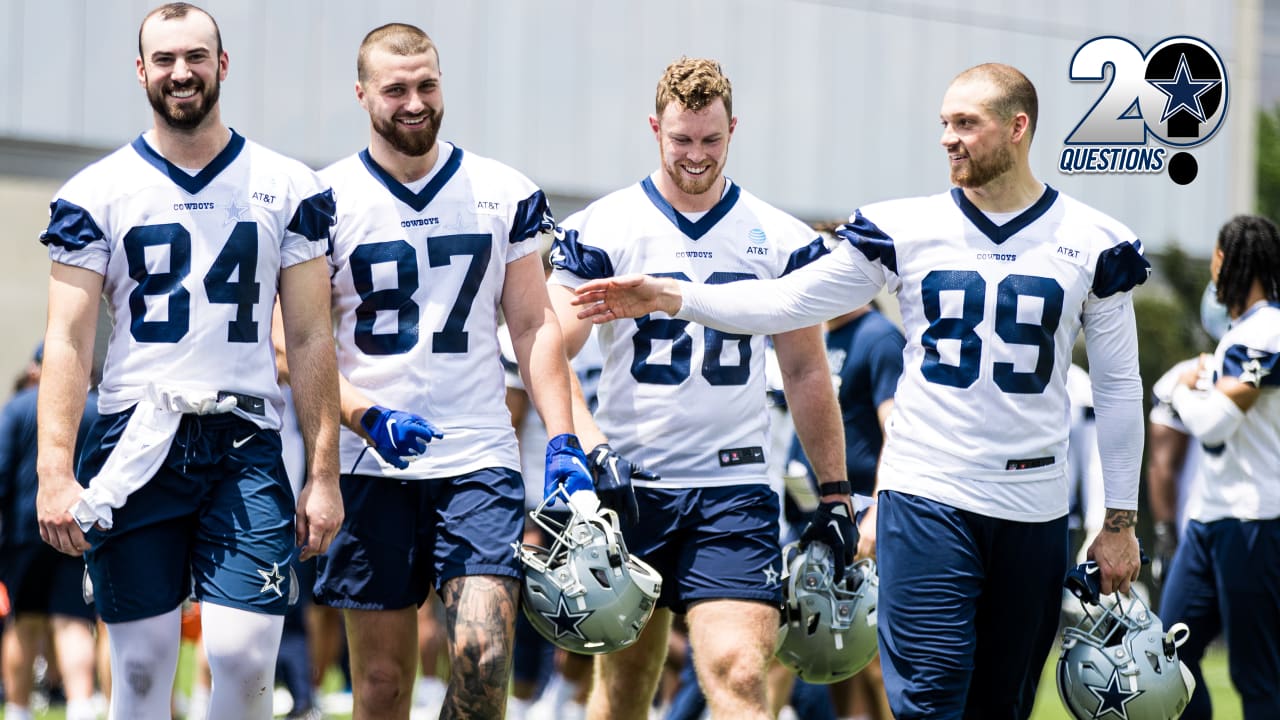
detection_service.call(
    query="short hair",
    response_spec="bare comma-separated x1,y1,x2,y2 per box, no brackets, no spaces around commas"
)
655,57,733,119
138,2,222,58
1215,214,1280,312
952,63,1038,140
358,23,438,84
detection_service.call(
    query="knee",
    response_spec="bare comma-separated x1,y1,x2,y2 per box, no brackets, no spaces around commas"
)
699,650,768,701
357,657,414,710
450,638,510,688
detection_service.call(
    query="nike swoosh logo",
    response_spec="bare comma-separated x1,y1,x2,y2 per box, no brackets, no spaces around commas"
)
606,456,619,479
828,519,843,538
385,418,398,448
232,433,256,449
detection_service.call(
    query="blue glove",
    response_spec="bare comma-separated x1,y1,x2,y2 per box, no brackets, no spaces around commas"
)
800,501,857,583
588,443,657,528
544,434,593,504
360,405,444,470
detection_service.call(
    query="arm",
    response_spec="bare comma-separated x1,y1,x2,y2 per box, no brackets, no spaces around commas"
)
36,262,101,556
548,282,607,447
270,300,290,384
278,256,343,561
1169,354,1263,444
1145,421,1189,585
504,253,576,438
573,243,884,335
1081,297,1144,595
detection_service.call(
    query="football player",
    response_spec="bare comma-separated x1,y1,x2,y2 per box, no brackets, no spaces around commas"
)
1163,214,1280,719
310,23,592,720
571,63,1147,719
548,57,851,720
36,4,343,719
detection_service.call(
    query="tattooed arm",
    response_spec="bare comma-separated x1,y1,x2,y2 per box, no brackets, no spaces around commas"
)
1086,508,1142,596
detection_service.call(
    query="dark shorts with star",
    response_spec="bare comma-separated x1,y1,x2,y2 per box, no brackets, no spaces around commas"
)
0,543,96,621
314,467,524,610
77,408,296,623
625,484,782,614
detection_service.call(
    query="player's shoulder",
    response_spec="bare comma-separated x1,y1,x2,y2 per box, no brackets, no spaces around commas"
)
239,136,325,191
561,182,646,231
317,152,365,186
732,184,815,241
1051,189,1139,248
452,144,541,198
53,142,146,204
1228,302,1280,345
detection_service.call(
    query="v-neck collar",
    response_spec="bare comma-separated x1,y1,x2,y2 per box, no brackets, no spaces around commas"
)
360,145,463,212
950,184,1058,245
640,176,741,240
131,129,245,195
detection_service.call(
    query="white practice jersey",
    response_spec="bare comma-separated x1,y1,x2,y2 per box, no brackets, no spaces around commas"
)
549,175,829,488
41,131,334,430
1149,359,1206,529
325,143,550,479
1192,302,1280,522
677,185,1148,520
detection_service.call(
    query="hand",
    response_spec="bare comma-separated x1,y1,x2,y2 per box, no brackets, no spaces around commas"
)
855,502,877,561
1085,512,1141,596
571,274,681,323
37,469,91,557
544,434,593,504
800,501,857,582
295,474,344,562
360,406,444,470
588,443,658,527
1151,521,1178,588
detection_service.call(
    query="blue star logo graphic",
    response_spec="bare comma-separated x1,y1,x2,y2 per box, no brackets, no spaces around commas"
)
1085,669,1145,719
224,199,251,226
1148,53,1220,124
257,562,286,598
542,594,592,640
763,565,779,586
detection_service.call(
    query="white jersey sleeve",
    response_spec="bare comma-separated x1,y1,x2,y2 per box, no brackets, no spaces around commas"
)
40,132,334,430
324,144,549,478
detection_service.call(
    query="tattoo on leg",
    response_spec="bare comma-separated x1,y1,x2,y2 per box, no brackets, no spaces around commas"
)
439,575,519,720
1103,509,1137,532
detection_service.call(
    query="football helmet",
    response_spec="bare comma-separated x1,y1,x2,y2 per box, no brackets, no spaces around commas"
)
1058,590,1195,720
775,540,879,684
517,487,662,655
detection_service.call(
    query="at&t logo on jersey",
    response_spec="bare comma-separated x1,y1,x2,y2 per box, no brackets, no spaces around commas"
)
746,227,768,255
1059,36,1227,185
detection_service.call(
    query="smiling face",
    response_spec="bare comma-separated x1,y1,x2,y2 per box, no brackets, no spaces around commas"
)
358,46,443,158
652,97,735,201
938,78,1017,189
137,9,226,131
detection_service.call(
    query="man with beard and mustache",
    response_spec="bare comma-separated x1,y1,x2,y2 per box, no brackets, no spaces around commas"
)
35,3,343,719
307,23,595,720
546,57,850,720
568,63,1150,720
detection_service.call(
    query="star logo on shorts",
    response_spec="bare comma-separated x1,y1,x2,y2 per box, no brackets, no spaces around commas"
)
258,562,286,598
763,565,779,586
1085,669,1145,719
542,594,591,640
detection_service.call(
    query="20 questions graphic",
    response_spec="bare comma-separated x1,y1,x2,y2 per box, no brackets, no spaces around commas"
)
1060,36,1227,184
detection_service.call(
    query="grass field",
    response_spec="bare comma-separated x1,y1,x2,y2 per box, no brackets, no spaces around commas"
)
3,645,1240,719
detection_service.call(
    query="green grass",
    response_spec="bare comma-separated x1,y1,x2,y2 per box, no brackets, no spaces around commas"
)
4,643,1241,720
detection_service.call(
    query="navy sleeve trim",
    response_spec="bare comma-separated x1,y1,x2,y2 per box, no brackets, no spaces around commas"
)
835,210,897,274
510,190,553,244
549,227,614,280
1222,344,1280,388
1092,240,1151,298
41,199,106,251
288,189,337,253
782,236,830,276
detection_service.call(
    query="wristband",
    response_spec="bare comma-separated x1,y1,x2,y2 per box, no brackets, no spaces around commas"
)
818,480,852,496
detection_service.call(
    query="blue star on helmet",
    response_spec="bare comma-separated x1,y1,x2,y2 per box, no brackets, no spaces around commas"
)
258,562,286,598
1085,669,1145,719
543,594,592,640
1148,53,1220,124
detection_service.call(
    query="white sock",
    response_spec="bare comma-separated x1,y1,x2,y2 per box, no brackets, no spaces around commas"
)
508,695,531,720
65,698,99,720
201,602,285,720
3,703,35,720
106,607,183,720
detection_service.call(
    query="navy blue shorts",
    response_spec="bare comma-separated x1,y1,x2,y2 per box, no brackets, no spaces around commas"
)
625,484,782,614
876,490,1068,720
77,409,296,623
0,543,96,621
1159,517,1280,719
314,467,524,610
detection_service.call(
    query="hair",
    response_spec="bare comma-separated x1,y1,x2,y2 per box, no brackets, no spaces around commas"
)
138,2,222,57
655,57,733,118
1215,214,1280,313
358,23,438,84
951,63,1038,140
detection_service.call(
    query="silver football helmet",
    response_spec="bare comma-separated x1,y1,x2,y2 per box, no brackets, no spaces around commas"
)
1058,590,1195,720
775,540,879,684
517,487,662,655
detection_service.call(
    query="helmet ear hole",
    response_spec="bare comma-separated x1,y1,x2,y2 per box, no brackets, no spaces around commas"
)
804,612,821,637
591,568,612,589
